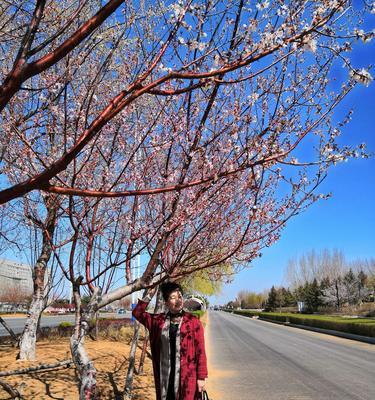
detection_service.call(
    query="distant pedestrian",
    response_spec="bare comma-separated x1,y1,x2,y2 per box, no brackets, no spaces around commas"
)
132,281,208,400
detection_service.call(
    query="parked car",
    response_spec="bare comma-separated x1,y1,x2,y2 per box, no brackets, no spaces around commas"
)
117,308,126,314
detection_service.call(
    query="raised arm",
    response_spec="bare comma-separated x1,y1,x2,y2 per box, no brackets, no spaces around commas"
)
132,290,156,331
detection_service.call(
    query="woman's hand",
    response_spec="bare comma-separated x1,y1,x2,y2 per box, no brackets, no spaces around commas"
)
142,286,158,303
197,379,206,393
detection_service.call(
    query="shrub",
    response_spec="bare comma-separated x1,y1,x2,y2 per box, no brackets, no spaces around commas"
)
59,321,73,328
96,318,133,340
288,315,375,337
190,310,205,319
35,318,134,341
37,323,73,340
259,312,288,323
234,310,261,317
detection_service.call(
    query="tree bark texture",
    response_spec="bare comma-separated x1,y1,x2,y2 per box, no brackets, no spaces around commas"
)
137,330,149,375
123,321,141,399
71,286,101,400
17,197,57,360
17,273,47,360
0,379,21,399
0,359,72,377
124,287,160,397
71,332,97,400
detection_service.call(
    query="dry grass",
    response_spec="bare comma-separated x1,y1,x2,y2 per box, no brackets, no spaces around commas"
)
0,314,27,319
0,326,156,400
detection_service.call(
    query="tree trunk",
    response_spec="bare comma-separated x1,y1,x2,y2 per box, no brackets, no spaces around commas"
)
17,283,47,360
123,321,141,399
71,333,97,400
335,280,340,310
124,288,161,397
0,379,21,399
137,330,149,375
0,359,72,377
71,285,98,400
95,311,99,339
17,195,57,360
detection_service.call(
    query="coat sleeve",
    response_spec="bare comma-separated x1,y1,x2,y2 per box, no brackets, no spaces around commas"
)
132,299,153,331
194,319,208,380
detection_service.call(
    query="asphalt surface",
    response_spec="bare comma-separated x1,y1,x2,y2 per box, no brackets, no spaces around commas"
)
0,312,131,336
206,311,375,400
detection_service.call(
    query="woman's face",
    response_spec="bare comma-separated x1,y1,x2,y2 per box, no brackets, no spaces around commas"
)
166,290,184,314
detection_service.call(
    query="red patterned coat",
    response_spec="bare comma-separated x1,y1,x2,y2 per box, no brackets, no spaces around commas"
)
132,300,208,400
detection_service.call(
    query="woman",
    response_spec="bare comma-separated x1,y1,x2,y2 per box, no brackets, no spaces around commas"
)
132,281,208,400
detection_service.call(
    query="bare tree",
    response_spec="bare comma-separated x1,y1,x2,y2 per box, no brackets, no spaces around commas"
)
285,249,347,289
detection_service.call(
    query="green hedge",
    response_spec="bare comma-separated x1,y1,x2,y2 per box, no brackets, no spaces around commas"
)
190,310,205,319
288,315,375,338
259,312,289,323
225,309,375,338
229,309,261,318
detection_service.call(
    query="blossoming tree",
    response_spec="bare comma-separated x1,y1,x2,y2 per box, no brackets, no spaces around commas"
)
0,0,372,203
0,0,374,398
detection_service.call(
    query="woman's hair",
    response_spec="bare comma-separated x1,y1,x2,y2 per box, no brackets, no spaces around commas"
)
160,281,183,302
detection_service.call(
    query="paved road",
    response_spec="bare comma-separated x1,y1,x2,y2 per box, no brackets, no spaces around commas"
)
206,311,375,400
0,312,131,336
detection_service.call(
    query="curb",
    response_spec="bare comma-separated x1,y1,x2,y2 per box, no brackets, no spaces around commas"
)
226,311,375,345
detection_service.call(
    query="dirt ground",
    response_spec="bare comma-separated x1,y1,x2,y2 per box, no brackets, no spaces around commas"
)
0,330,156,400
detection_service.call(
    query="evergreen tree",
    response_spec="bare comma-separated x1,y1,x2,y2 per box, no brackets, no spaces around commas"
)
266,286,278,311
281,287,295,307
304,279,322,313
320,277,331,291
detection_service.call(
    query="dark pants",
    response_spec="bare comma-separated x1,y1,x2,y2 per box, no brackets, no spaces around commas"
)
167,385,176,400
166,378,175,400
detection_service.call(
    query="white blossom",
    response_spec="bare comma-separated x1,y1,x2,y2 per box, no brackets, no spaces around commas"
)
277,4,289,17
261,31,275,48
290,157,298,164
303,38,317,53
198,42,206,51
247,92,259,104
159,63,172,73
324,0,343,11
170,3,185,18
349,68,373,87
354,28,365,39
213,54,220,66
189,40,198,50
256,1,270,11
353,28,373,43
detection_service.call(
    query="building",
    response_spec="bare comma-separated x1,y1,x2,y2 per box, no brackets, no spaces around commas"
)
0,258,33,298
45,304,75,314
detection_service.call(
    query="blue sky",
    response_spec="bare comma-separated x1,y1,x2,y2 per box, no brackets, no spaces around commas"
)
212,26,375,305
